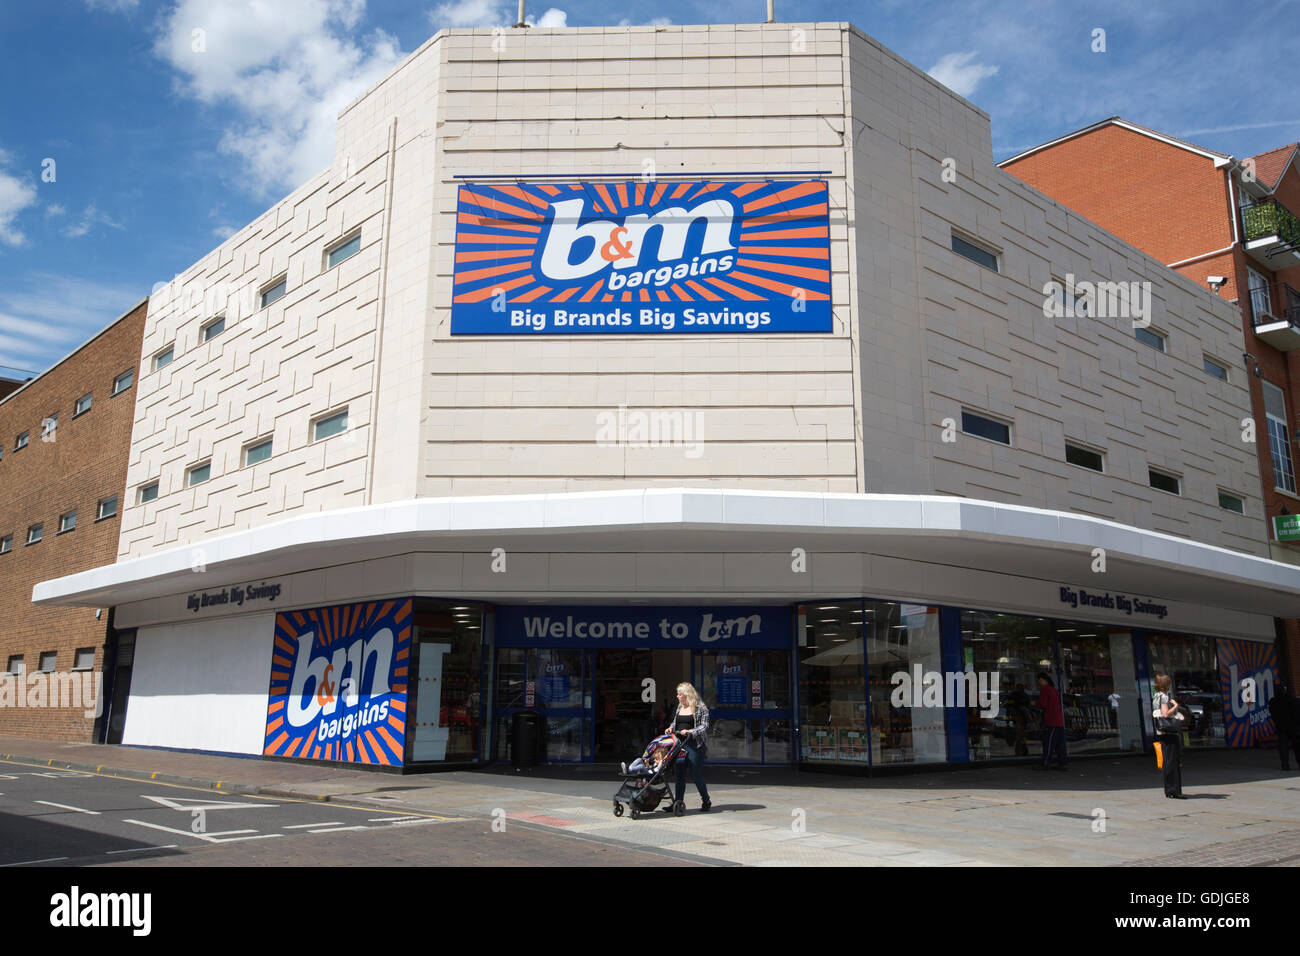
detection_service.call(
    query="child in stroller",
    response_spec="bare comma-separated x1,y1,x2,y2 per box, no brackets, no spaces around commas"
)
613,731,687,819
621,732,676,777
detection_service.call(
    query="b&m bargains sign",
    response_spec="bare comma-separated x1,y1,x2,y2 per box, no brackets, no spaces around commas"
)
263,600,411,766
450,180,833,335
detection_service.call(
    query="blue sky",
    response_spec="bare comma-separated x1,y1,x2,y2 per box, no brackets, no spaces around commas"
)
1,0,1296,378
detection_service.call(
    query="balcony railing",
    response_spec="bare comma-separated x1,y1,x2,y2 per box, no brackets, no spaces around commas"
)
1249,281,1300,326
1242,197,1300,250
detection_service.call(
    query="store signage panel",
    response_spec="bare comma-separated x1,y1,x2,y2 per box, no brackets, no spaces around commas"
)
495,605,790,648
1216,638,1278,747
450,180,833,335
1274,514,1300,542
264,599,411,765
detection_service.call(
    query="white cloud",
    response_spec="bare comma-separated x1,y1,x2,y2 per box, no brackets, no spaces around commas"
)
927,51,999,99
155,0,404,197
0,273,143,373
45,203,66,218
428,1,569,29
0,150,37,247
63,203,124,239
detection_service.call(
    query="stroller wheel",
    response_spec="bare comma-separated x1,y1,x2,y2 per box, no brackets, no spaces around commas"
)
613,802,624,817
630,808,641,820
672,800,685,817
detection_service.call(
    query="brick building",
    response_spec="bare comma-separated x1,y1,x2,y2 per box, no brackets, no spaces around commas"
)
1000,119,1300,687
0,299,147,741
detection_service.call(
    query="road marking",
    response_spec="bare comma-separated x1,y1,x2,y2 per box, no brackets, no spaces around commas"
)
1,857,69,867
369,816,422,822
140,794,277,812
106,845,178,855
284,822,345,829
309,825,369,834
34,801,100,815
123,819,282,844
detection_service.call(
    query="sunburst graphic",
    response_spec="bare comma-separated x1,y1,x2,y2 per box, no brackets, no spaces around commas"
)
264,599,412,765
451,179,833,333
1215,637,1278,747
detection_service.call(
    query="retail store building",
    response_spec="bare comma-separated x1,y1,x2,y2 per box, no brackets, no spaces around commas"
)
32,23,1300,770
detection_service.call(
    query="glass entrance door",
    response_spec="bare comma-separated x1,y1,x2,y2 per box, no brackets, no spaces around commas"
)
698,649,793,764
494,648,590,762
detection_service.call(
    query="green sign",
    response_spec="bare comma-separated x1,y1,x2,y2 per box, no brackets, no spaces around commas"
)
1274,514,1300,542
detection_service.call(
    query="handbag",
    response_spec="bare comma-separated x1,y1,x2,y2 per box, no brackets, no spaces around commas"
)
1153,694,1181,734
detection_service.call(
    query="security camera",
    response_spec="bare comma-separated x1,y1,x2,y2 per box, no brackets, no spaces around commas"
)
1207,275,1226,292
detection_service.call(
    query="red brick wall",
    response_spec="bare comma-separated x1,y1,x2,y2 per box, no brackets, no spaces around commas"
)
1002,124,1234,266
0,300,146,741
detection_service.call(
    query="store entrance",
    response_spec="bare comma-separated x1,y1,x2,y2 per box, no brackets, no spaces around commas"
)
593,649,691,761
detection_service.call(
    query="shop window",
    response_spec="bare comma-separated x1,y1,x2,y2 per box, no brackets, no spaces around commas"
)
1134,326,1165,352
798,602,867,766
326,232,361,270
408,600,484,764
493,646,588,763
867,602,946,764
1218,491,1245,514
1054,624,1143,755
1148,468,1181,496
700,649,791,763
1065,442,1104,473
259,276,287,309
961,610,1055,760
1145,633,1224,748
951,232,1000,272
961,409,1011,445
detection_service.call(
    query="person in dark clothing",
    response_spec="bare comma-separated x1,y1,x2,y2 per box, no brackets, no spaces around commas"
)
1033,672,1068,770
1269,683,1300,771
664,682,711,812
1152,673,1186,798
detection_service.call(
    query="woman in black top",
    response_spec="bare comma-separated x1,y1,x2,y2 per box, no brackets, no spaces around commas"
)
665,682,711,812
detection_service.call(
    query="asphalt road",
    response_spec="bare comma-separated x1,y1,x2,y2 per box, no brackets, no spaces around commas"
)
0,761,700,867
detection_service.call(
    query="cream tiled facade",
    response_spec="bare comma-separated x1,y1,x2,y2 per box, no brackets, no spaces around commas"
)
118,22,1264,560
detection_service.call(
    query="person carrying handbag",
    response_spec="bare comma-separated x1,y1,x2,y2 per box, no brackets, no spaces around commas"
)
1152,673,1186,799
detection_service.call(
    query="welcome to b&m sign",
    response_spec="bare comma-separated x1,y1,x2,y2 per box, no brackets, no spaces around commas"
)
450,180,832,334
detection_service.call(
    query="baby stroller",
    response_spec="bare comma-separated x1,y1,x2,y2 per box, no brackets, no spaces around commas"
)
613,731,687,819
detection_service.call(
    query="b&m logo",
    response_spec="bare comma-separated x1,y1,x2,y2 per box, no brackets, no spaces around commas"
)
1217,637,1278,747
450,180,832,335
264,600,411,765
720,664,743,676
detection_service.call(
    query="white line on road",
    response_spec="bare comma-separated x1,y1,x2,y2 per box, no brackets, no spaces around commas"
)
1,857,68,867
34,800,100,815
284,822,345,829
370,816,422,822
106,845,178,855
123,819,283,844
309,825,369,834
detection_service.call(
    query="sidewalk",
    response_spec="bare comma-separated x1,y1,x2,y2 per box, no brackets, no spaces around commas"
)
4,735,1298,866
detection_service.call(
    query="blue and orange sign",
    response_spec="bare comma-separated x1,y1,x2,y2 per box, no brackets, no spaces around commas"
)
450,180,833,334
264,599,411,765
1216,637,1278,748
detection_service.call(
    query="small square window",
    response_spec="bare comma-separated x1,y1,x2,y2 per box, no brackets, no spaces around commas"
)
74,393,93,416
326,233,362,270
0,534,11,554
1149,469,1181,495
951,233,1000,272
38,651,56,673
73,647,95,671
113,368,134,395
960,409,1011,445
260,277,287,308
27,523,42,544
1203,357,1228,381
153,347,174,371
187,461,211,486
313,409,349,441
244,438,273,467
97,496,118,520
1135,327,1166,352
5,655,23,676
202,316,226,342
16,430,29,450
1218,491,1245,514
1065,443,1105,473
139,482,160,504
58,510,76,533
